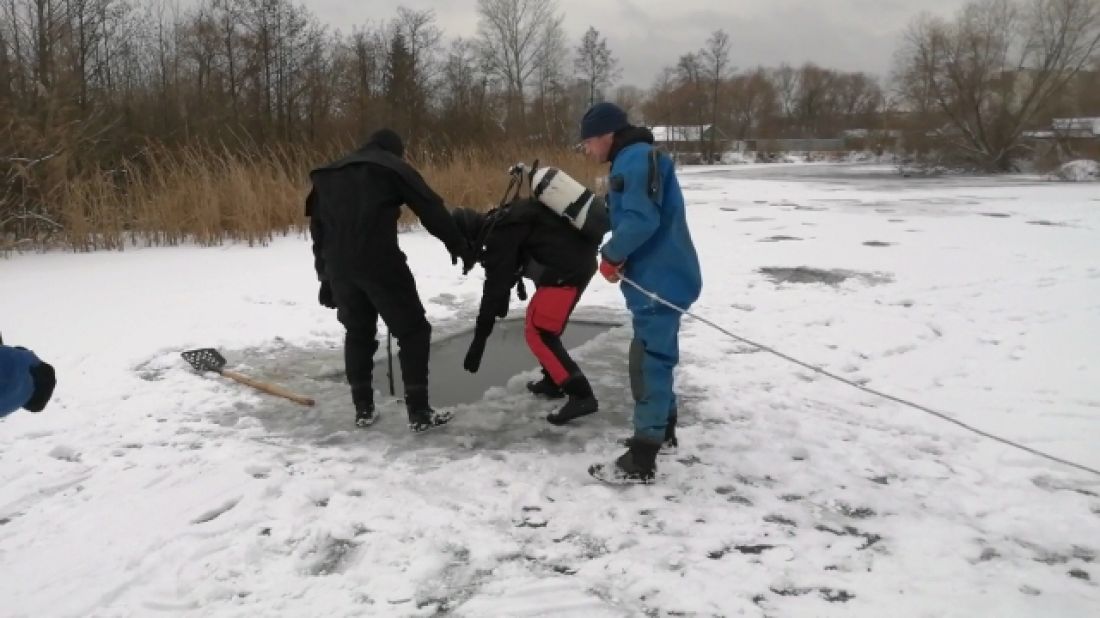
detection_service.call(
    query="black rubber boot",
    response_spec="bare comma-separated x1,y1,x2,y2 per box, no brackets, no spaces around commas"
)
526,371,565,399
589,437,661,484
405,386,453,433
619,410,678,453
546,374,598,426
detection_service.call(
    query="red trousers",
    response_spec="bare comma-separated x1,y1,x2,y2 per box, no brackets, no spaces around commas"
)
525,286,582,385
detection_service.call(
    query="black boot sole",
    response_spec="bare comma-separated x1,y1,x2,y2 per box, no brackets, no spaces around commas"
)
588,463,655,485
529,391,566,400
526,383,566,399
546,402,598,426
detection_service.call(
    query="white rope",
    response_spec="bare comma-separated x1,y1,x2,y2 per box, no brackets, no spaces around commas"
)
619,275,1100,478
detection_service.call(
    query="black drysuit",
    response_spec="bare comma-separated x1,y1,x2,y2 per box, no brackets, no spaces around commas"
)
307,144,465,410
472,198,599,384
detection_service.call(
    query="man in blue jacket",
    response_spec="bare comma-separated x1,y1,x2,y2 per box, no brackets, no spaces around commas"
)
0,335,56,418
579,102,703,484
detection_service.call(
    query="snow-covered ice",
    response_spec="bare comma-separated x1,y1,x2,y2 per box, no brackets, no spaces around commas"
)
1,164,1098,616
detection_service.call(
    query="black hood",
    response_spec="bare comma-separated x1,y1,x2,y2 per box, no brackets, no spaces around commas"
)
609,125,655,163
360,128,405,158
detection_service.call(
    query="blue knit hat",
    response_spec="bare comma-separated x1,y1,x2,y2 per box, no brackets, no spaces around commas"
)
580,102,629,140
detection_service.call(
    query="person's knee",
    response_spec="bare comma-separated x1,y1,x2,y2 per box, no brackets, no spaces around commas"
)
524,331,541,355
345,324,378,341
336,302,376,332
394,318,431,345
525,322,548,350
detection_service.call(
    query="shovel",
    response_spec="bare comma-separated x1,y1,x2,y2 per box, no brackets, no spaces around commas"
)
181,348,315,407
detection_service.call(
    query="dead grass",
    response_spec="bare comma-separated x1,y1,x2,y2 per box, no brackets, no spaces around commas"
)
2,142,602,252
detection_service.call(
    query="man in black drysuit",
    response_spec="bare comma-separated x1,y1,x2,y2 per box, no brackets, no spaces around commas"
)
307,129,473,432
453,196,601,425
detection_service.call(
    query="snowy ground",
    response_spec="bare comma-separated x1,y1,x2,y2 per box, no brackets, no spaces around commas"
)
1,164,1098,616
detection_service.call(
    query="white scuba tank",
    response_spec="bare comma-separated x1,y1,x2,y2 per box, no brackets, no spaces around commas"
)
529,166,610,243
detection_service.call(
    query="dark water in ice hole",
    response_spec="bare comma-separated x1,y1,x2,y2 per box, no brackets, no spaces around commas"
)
193,315,637,453
320,317,618,407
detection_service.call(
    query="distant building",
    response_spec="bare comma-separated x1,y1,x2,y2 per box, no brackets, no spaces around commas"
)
650,125,727,161
843,129,902,140
1025,117,1100,139
1024,117,1100,161
735,138,847,153
1052,117,1100,138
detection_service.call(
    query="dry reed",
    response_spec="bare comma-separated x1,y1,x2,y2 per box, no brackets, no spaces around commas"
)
5,142,601,252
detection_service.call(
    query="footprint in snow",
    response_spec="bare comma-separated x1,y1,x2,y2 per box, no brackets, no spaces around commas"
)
48,445,82,463
429,293,461,309
246,465,271,479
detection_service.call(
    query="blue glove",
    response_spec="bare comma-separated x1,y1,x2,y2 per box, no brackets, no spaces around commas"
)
1,345,54,417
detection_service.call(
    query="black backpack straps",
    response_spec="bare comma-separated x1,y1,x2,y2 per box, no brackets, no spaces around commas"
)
563,187,594,222
647,147,662,200
479,205,505,250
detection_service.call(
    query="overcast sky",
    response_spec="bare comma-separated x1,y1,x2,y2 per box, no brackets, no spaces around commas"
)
304,0,972,87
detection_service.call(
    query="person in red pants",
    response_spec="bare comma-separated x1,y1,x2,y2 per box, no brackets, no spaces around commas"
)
454,201,600,425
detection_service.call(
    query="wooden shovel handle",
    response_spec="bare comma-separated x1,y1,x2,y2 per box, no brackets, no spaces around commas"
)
221,370,315,407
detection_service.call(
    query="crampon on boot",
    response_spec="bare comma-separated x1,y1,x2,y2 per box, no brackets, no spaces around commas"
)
405,386,453,433
355,404,378,427
407,407,453,432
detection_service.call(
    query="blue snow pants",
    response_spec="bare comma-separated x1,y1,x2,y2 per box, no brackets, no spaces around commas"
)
629,305,682,442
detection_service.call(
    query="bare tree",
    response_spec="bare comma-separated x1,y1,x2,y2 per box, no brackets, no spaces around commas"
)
611,84,644,120
835,73,884,127
1079,57,1100,114
384,31,416,139
532,17,568,142
0,13,15,109
573,26,619,107
333,25,387,136
393,7,440,81
390,8,440,144
894,0,1100,170
397,9,439,124
795,64,839,136
642,66,677,128
437,37,496,147
674,52,707,129
700,29,731,160
769,64,800,135
475,0,563,134
726,68,778,139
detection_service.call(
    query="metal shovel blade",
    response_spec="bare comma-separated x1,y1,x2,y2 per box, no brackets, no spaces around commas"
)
180,347,315,407
181,348,227,373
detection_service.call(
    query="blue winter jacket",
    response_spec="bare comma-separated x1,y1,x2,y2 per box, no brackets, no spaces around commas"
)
0,345,39,417
602,135,703,311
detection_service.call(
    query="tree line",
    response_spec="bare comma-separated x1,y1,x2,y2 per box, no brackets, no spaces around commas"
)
3,0,1098,166
2,0,1099,246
